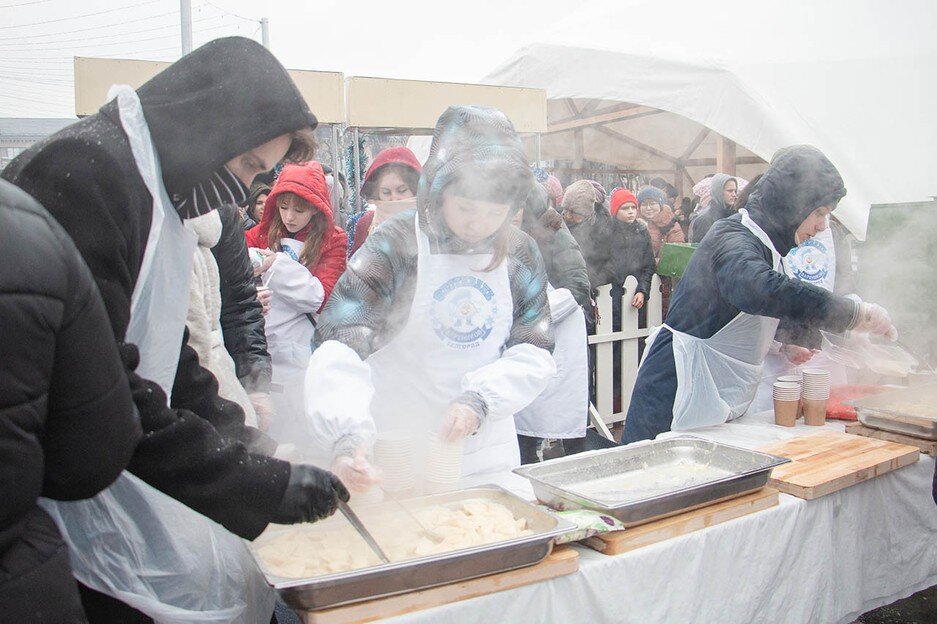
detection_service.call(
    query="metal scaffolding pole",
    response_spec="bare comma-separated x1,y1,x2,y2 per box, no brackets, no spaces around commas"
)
330,125,344,227
180,0,192,55
352,127,362,213
260,18,270,49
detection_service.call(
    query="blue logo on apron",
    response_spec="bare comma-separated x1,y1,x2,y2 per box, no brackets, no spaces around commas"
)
432,276,498,349
281,245,300,262
788,238,830,284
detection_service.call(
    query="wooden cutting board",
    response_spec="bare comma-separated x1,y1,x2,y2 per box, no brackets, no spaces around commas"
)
300,546,579,624
845,422,937,456
581,487,779,556
757,431,920,500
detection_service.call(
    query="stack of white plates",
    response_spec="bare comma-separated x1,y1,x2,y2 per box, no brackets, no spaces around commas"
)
801,368,831,401
373,431,416,493
773,381,802,402
424,433,463,493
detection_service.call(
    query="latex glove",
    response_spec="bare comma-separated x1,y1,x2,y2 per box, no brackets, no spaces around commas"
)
332,450,383,493
271,464,349,524
256,286,272,316
441,402,481,442
631,292,645,309
252,248,276,276
855,303,899,341
249,392,275,431
780,344,817,366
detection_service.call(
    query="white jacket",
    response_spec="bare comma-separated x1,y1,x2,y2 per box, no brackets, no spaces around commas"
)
185,211,257,427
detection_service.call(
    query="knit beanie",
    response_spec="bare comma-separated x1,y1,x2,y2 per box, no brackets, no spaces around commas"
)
637,186,666,206
610,188,638,217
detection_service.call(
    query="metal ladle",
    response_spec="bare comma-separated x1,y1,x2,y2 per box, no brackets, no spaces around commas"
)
337,500,390,564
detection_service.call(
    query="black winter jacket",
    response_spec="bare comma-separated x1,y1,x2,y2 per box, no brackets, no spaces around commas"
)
613,220,656,297
520,186,591,311
1,37,315,539
624,146,856,444
0,180,141,622
567,206,622,294
213,204,271,392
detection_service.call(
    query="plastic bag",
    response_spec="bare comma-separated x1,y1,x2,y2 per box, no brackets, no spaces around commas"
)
39,472,275,624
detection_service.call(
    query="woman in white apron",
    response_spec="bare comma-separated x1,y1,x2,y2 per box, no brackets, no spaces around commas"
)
303,106,557,489
623,146,898,444
245,161,348,448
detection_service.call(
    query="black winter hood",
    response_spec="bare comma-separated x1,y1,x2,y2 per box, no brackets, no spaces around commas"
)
101,37,317,199
417,106,533,251
744,145,846,254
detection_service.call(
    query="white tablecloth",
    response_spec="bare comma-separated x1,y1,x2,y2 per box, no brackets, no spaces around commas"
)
384,414,937,624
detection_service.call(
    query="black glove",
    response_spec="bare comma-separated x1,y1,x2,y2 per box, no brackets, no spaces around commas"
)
271,464,350,524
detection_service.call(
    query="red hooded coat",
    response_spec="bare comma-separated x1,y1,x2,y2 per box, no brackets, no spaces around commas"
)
351,147,422,255
245,162,347,309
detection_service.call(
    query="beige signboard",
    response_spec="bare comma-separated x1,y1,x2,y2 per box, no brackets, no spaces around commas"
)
345,76,547,133
73,56,344,123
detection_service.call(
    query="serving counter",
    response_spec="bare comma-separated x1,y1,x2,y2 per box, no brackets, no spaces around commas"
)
341,411,937,624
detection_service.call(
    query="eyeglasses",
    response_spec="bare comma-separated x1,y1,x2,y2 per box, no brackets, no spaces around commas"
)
563,207,592,219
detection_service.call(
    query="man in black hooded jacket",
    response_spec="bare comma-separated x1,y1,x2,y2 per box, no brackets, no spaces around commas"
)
623,146,897,443
3,37,347,621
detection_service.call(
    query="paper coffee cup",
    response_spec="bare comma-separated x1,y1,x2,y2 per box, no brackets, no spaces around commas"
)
774,398,799,427
803,398,827,426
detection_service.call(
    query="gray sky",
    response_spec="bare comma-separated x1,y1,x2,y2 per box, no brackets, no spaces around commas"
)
0,0,574,118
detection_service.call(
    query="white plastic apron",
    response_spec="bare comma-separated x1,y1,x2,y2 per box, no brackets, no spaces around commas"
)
648,209,787,430
515,288,588,439
266,237,316,443
367,213,517,476
752,224,846,412
40,85,274,624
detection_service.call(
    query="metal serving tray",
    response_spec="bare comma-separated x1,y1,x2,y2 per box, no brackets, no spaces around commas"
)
513,436,789,527
849,382,937,440
250,485,574,612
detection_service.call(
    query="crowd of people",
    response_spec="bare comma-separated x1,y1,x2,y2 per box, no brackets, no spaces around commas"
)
0,36,904,623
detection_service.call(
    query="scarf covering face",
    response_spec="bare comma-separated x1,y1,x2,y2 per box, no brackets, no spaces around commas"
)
743,145,846,254
101,36,317,218
174,165,249,219
417,106,534,253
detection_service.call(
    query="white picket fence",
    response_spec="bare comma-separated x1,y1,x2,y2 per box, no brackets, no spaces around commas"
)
589,274,664,427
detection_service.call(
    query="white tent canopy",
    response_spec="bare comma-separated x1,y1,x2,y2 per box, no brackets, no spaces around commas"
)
484,0,937,240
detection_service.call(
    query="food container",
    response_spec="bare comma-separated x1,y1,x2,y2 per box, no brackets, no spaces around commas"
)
820,331,917,377
250,485,574,611
848,382,937,440
514,437,789,527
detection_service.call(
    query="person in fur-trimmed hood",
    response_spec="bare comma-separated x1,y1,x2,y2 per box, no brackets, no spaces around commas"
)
303,105,557,487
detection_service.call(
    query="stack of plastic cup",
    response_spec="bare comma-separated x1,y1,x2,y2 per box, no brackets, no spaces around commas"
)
424,433,463,494
373,431,416,496
801,368,831,426
773,381,801,427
